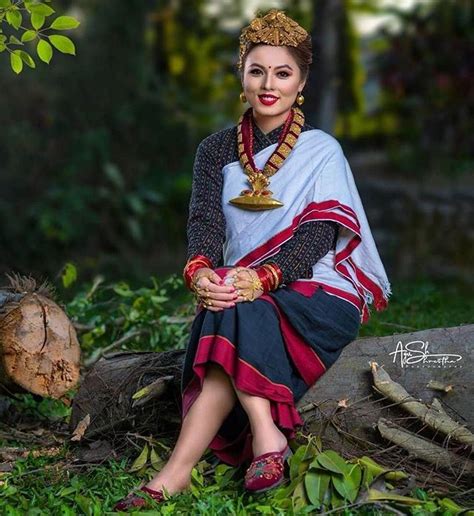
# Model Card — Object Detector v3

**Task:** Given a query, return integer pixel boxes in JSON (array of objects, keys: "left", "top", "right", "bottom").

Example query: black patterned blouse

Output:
[{"left": 186, "top": 116, "right": 338, "bottom": 285}]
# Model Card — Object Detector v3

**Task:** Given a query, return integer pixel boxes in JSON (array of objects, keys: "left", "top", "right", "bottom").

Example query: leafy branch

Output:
[{"left": 0, "top": 0, "right": 79, "bottom": 73}]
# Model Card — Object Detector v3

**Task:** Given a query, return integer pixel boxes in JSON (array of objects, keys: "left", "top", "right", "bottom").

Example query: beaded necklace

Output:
[{"left": 229, "top": 106, "right": 305, "bottom": 210}]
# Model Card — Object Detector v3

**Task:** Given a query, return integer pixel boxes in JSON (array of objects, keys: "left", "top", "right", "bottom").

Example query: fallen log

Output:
[
  {"left": 70, "top": 324, "right": 473, "bottom": 469},
  {"left": 70, "top": 350, "right": 184, "bottom": 441},
  {"left": 0, "top": 273, "right": 81, "bottom": 399}
]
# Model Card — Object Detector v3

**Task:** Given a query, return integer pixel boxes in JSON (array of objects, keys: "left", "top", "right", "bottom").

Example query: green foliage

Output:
[
  {"left": 1, "top": 438, "right": 470, "bottom": 514},
  {"left": 0, "top": 0, "right": 79, "bottom": 73},
  {"left": 8, "top": 392, "right": 72, "bottom": 422},
  {"left": 65, "top": 271, "right": 194, "bottom": 360}
]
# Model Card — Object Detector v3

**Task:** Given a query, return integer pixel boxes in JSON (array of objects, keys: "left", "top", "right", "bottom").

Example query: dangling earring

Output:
[
  {"left": 296, "top": 92, "right": 305, "bottom": 106},
  {"left": 240, "top": 92, "right": 247, "bottom": 103}
]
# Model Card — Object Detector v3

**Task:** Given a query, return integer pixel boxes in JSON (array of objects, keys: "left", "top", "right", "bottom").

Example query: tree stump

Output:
[{"left": 0, "top": 275, "right": 81, "bottom": 399}]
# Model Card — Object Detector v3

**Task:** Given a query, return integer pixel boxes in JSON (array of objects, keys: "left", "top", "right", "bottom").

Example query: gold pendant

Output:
[{"left": 229, "top": 172, "right": 283, "bottom": 211}]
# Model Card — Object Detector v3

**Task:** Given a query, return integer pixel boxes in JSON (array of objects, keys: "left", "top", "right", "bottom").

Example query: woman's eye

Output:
[{"left": 249, "top": 69, "right": 290, "bottom": 78}]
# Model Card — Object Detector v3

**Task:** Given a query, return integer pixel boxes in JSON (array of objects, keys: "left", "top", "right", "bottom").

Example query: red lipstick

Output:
[{"left": 258, "top": 94, "right": 279, "bottom": 106}]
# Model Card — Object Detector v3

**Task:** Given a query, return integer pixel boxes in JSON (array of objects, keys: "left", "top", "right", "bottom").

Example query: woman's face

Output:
[{"left": 241, "top": 44, "right": 306, "bottom": 119}]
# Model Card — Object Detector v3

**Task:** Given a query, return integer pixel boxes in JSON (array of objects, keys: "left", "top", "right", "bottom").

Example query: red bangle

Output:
[
  {"left": 183, "top": 255, "right": 213, "bottom": 290},
  {"left": 254, "top": 263, "right": 282, "bottom": 292}
]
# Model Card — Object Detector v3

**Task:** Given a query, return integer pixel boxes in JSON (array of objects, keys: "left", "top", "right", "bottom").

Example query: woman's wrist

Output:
[
  {"left": 183, "top": 255, "right": 213, "bottom": 290},
  {"left": 253, "top": 262, "right": 283, "bottom": 292}
]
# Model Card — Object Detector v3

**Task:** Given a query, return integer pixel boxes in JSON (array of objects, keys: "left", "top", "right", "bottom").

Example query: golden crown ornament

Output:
[{"left": 238, "top": 9, "right": 309, "bottom": 70}]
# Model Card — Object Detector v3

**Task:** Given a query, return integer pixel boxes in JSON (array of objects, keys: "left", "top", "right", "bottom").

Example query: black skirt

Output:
[{"left": 181, "top": 282, "right": 361, "bottom": 467}]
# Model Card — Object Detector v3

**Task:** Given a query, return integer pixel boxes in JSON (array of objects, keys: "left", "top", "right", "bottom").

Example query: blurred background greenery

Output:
[{"left": 0, "top": 0, "right": 472, "bottom": 289}]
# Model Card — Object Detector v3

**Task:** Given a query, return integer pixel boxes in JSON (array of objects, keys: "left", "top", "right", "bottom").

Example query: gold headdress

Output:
[{"left": 238, "top": 9, "right": 309, "bottom": 69}]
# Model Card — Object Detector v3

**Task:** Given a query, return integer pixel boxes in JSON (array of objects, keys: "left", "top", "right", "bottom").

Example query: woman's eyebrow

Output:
[{"left": 249, "top": 63, "right": 293, "bottom": 71}]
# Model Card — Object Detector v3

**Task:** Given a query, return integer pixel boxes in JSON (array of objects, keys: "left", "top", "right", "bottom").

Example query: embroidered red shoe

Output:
[
  {"left": 113, "top": 485, "right": 165, "bottom": 512},
  {"left": 244, "top": 444, "right": 292, "bottom": 493}
]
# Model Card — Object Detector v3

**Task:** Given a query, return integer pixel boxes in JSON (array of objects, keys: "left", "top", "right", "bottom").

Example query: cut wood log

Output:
[
  {"left": 371, "top": 361, "right": 474, "bottom": 446},
  {"left": 70, "top": 325, "right": 473, "bottom": 477},
  {"left": 377, "top": 418, "right": 474, "bottom": 476},
  {"left": 0, "top": 274, "right": 81, "bottom": 399}
]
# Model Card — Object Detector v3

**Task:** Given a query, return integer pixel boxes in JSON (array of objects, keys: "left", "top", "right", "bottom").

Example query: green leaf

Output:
[
  {"left": 315, "top": 450, "right": 349, "bottom": 475},
  {"left": 292, "top": 478, "right": 309, "bottom": 511},
  {"left": 18, "top": 50, "right": 35, "bottom": 68},
  {"left": 289, "top": 445, "right": 307, "bottom": 481},
  {"left": 368, "top": 488, "right": 421, "bottom": 505},
  {"left": 9, "top": 35, "right": 23, "bottom": 45},
  {"left": 191, "top": 466, "right": 204, "bottom": 487},
  {"left": 50, "top": 15, "right": 80, "bottom": 30},
  {"left": 347, "top": 464, "right": 362, "bottom": 491},
  {"left": 132, "top": 384, "right": 150, "bottom": 400},
  {"left": 129, "top": 443, "right": 149, "bottom": 472},
  {"left": 6, "top": 9, "right": 21, "bottom": 29},
  {"left": 29, "top": 3, "right": 55, "bottom": 16},
  {"left": 438, "top": 497, "right": 464, "bottom": 513},
  {"left": 31, "top": 13, "right": 45, "bottom": 30},
  {"left": 331, "top": 488, "right": 345, "bottom": 508},
  {"left": 10, "top": 51, "right": 23, "bottom": 74},
  {"left": 384, "top": 469, "right": 408, "bottom": 481},
  {"left": 74, "top": 494, "right": 92, "bottom": 515},
  {"left": 150, "top": 447, "right": 164, "bottom": 471},
  {"left": 21, "top": 30, "right": 37, "bottom": 42},
  {"left": 37, "top": 38, "right": 52, "bottom": 63},
  {"left": 332, "top": 469, "right": 360, "bottom": 503},
  {"left": 104, "top": 162, "right": 124, "bottom": 189},
  {"left": 304, "top": 470, "right": 330, "bottom": 508},
  {"left": 48, "top": 34, "right": 75, "bottom": 55},
  {"left": 0, "top": 0, "right": 11, "bottom": 8},
  {"left": 113, "top": 282, "right": 133, "bottom": 297},
  {"left": 61, "top": 263, "right": 77, "bottom": 288}
]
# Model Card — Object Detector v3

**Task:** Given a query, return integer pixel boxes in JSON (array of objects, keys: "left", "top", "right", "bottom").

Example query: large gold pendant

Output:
[{"left": 229, "top": 172, "right": 283, "bottom": 211}]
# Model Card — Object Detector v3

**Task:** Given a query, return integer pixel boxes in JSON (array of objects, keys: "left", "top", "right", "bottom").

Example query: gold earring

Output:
[
  {"left": 240, "top": 92, "right": 247, "bottom": 103},
  {"left": 296, "top": 92, "right": 305, "bottom": 105}
]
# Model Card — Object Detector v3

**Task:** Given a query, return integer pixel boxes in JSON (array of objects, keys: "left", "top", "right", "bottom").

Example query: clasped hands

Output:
[{"left": 191, "top": 267, "right": 264, "bottom": 312}]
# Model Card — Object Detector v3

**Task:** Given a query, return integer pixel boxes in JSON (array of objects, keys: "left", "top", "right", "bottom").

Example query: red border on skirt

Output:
[{"left": 181, "top": 335, "right": 305, "bottom": 466}]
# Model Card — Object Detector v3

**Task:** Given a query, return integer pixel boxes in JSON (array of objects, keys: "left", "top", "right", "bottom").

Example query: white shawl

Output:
[{"left": 221, "top": 129, "right": 392, "bottom": 323}]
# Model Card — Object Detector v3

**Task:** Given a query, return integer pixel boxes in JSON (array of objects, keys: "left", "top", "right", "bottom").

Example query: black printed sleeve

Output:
[{"left": 186, "top": 140, "right": 226, "bottom": 267}]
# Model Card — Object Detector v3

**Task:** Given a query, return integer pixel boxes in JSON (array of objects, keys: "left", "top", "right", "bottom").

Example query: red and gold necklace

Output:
[{"left": 229, "top": 106, "right": 305, "bottom": 211}]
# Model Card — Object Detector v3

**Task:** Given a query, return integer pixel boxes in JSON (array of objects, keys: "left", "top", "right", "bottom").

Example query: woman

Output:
[{"left": 114, "top": 8, "right": 391, "bottom": 511}]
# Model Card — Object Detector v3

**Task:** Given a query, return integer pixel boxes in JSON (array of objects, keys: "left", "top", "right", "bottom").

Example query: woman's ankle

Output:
[
  {"left": 146, "top": 463, "right": 192, "bottom": 494},
  {"left": 251, "top": 424, "right": 287, "bottom": 456}
]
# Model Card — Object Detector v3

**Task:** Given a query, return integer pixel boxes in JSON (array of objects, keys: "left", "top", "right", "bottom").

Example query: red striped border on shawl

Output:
[{"left": 234, "top": 200, "right": 388, "bottom": 323}]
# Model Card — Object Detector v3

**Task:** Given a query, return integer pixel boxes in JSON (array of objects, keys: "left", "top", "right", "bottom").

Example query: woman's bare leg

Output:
[
  {"left": 145, "top": 363, "right": 237, "bottom": 494},
  {"left": 229, "top": 378, "right": 287, "bottom": 457}
]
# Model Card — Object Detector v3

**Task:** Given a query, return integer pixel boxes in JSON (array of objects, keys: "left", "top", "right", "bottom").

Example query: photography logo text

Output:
[{"left": 389, "top": 340, "right": 463, "bottom": 368}]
